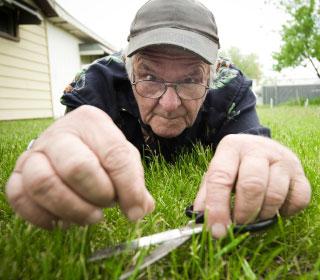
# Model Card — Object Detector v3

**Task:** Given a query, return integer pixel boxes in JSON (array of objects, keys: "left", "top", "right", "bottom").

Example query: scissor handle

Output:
[{"left": 185, "top": 205, "right": 277, "bottom": 233}]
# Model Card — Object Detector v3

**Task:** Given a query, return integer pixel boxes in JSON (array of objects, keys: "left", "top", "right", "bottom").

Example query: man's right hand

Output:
[{"left": 5, "top": 105, "right": 155, "bottom": 229}]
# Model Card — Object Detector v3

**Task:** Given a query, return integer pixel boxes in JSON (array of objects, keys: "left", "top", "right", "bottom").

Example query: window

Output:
[
  {"left": 0, "top": 5, "right": 19, "bottom": 41},
  {"left": 0, "top": 0, "right": 42, "bottom": 41}
]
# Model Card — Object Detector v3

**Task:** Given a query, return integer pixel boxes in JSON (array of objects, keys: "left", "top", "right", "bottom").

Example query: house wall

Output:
[
  {"left": 46, "top": 21, "right": 82, "bottom": 119},
  {"left": 0, "top": 22, "right": 53, "bottom": 120}
]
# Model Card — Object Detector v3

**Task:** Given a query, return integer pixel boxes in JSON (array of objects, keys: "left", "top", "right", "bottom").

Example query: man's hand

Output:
[
  {"left": 6, "top": 105, "right": 155, "bottom": 229},
  {"left": 194, "top": 134, "right": 311, "bottom": 238}
]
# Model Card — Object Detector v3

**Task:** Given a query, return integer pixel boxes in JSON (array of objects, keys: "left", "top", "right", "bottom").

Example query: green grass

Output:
[
  {"left": 0, "top": 107, "right": 319, "bottom": 279},
  {"left": 279, "top": 96, "right": 320, "bottom": 106}
]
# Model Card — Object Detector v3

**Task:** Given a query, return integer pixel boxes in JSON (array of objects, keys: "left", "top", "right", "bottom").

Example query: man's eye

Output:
[
  {"left": 183, "top": 77, "right": 201, "bottom": 83},
  {"left": 145, "top": 74, "right": 157, "bottom": 81}
]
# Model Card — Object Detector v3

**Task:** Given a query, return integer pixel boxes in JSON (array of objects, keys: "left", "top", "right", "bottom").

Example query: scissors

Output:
[{"left": 88, "top": 205, "right": 277, "bottom": 279}]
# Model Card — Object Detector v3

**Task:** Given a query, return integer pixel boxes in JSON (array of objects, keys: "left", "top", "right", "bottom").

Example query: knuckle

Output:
[
  {"left": 62, "top": 155, "right": 98, "bottom": 180},
  {"left": 286, "top": 156, "right": 301, "bottom": 170},
  {"left": 219, "top": 134, "right": 238, "bottom": 147},
  {"left": 206, "top": 169, "right": 234, "bottom": 188},
  {"left": 280, "top": 148, "right": 302, "bottom": 169},
  {"left": 102, "top": 143, "right": 133, "bottom": 173},
  {"left": 72, "top": 105, "right": 110, "bottom": 123},
  {"left": 27, "top": 171, "right": 56, "bottom": 199},
  {"left": 238, "top": 177, "right": 266, "bottom": 198}
]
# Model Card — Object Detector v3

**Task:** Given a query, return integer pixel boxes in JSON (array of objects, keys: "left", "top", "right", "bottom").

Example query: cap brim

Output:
[{"left": 127, "top": 27, "right": 218, "bottom": 65}]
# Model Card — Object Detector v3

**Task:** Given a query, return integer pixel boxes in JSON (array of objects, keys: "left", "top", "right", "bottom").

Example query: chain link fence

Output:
[{"left": 262, "top": 84, "right": 320, "bottom": 105}]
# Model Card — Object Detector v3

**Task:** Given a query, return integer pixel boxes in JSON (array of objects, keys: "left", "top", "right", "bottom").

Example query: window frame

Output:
[{"left": 0, "top": 4, "right": 20, "bottom": 41}]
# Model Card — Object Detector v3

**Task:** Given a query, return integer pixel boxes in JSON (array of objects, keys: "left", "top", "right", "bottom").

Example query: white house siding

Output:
[
  {"left": 46, "top": 21, "right": 82, "bottom": 119},
  {"left": 0, "top": 22, "right": 53, "bottom": 120}
]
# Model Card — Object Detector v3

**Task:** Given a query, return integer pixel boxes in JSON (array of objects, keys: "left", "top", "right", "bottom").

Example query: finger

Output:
[
  {"left": 205, "top": 136, "right": 240, "bottom": 238},
  {"left": 12, "top": 150, "right": 31, "bottom": 172},
  {"left": 280, "top": 174, "right": 311, "bottom": 216},
  {"left": 6, "top": 172, "right": 58, "bottom": 229},
  {"left": 277, "top": 154, "right": 311, "bottom": 216},
  {"left": 41, "top": 135, "right": 115, "bottom": 207},
  {"left": 6, "top": 151, "right": 63, "bottom": 229},
  {"left": 194, "top": 173, "right": 207, "bottom": 211},
  {"left": 22, "top": 152, "right": 103, "bottom": 225},
  {"left": 68, "top": 106, "right": 155, "bottom": 220},
  {"left": 259, "top": 162, "right": 290, "bottom": 220},
  {"left": 102, "top": 141, "right": 155, "bottom": 220},
  {"left": 234, "top": 156, "right": 269, "bottom": 224}
]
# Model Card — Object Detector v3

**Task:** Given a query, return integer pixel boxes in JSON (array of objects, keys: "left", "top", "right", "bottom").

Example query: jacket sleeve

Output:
[
  {"left": 214, "top": 71, "right": 271, "bottom": 141},
  {"left": 204, "top": 60, "right": 271, "bottom": 147},
  {"left": 60, "top": 60, "right": 120, "bottom": 120}
]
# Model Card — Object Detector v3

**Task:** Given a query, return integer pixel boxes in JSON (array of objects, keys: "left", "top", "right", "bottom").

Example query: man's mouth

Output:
[{"left": 156, "top": 113, "right": 185, "bottom": 120}]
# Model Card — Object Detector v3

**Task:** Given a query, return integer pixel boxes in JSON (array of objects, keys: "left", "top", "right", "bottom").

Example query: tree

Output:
[
  {"left": 273, "top": 0, "right": 320, "bottom": 79},
  {"left": 219, "top": 47, "right": 263, "bottom": 83}
]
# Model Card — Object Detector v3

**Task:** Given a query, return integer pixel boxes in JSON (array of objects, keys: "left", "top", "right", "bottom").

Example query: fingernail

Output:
[
  {"left": 127, "top": 206, "right": 144, "bottom": 221},
  {"left": 211, "top": 223, "right": 227, "bottom": 238},
  {"left": 86, "top": 209, "right": 103, "bottom": 224}
]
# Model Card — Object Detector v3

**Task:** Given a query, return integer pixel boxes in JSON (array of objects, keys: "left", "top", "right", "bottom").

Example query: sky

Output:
[{"left": 55, "top": 0, "right": 318, "bottom": 84}]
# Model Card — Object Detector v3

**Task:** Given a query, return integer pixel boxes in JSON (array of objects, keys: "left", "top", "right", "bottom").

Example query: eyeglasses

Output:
[{"left": 131, "top": 79, "right": 209, "bottom": 100}]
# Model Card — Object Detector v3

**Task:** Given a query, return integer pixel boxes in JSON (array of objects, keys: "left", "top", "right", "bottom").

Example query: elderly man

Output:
[{"left": 6, "top": 0, "right": 311, "bottom": 238}]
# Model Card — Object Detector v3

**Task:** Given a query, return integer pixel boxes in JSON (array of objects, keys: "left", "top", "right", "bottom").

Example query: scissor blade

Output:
[
  {"left": 119, "top": 235, "right": 191, "bottom": 280},
  {"left": 88, "top": 241, "right": 139, "bottom": 262},
  {"left": 88, "top": 223, "right": 203, "bottom": 262}
]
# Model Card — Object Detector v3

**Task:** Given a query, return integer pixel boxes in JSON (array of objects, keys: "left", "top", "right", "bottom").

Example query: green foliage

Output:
[
  {"left": 0, "top": 109, "right": 320, "bottom": 279},
  {"left": 219, "top": 47, "right": 263, "bottom": 83},
  {"left": 273, "top": 0, "right": 320, "bottom": 78}
]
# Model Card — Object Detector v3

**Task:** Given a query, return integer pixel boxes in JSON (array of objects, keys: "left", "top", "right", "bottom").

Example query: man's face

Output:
[{"left": 131, "top": 47, "right": 210, "bottom": 138}]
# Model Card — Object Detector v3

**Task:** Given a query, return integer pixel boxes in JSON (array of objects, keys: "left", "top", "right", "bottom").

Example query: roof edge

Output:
[{"left": 35, "top": 0, "right": 117, "bottom": 53}]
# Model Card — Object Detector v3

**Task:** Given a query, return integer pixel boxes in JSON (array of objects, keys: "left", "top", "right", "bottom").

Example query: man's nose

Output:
[{"left": 158, "top": 86, "right": 182, "bottom": 111}]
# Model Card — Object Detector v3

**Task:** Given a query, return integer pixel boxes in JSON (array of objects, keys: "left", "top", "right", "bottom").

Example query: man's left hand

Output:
[{"left": 193, "top": 134, "right": 311, "bottom": 238}]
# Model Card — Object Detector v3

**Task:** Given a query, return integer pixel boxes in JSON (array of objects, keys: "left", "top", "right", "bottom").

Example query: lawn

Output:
[{"left": 0, "top": 106, "right": 319, "bottom": 279}]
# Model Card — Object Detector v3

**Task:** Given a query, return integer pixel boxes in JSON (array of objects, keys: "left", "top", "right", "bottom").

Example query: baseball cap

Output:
[{"left": 127, "top": 0, "right": 220, "bottom": 65}]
